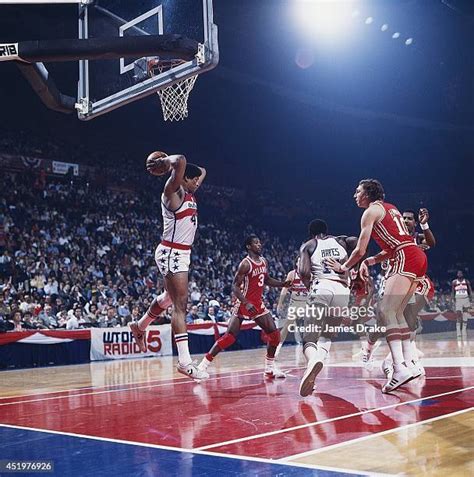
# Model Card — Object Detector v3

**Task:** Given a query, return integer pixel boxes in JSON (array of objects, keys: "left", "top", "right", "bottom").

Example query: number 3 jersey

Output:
[
  {"left": 233, "top": 256, "right": 269, "bottom": 319},
  {"left": 311, "top": 237, "right": 349, "bottom": 285}
]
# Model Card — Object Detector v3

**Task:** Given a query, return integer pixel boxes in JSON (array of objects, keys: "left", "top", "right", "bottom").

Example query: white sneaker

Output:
[
  {"left": 407, "top": 360, "right": 422, "bottom": 380},
  {"left": 382, "top": 365, "right": 413, "bottom": 393},
  {"left": 412, "top": 360, "right": 425, "bottom": 377},
  {"left": 299, "top": 359, "right": 323, "bottom": 397},
  {"left": 264, "top": 366, "right": 287, "bottom": 379},
  {"left": 177, "top": 362, "right": 209, "bottom": 382},
  {"left": 361, "top": 341, "right": 380, "bottom": 369},
  {"left": 381, "top": 358, "right": 393, "bottom": 380}
]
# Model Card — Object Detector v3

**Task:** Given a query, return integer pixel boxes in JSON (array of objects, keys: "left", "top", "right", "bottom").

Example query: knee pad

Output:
[
  {"left": 267, "top": 329, "right": 281, "bottom": 347},
  {"left": 216, "top": 333, "right": 236, "bottom": 350},
  {"left": 156, "top": 291, "right": 172, "bottom": 309}
]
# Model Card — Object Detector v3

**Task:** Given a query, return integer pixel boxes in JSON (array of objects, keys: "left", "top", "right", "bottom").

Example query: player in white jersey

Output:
[
  {"left": 130, "top": 151, "right": 209, "bottom": 381},
  {"left": 452, "top": 270, "right": 471, "bottom": 338},
  {"left": 275, "top": 257, "right": 308, "bottom": 359},
  {"left": 297, "top": 219, "right": 357, "bottom": 397}
]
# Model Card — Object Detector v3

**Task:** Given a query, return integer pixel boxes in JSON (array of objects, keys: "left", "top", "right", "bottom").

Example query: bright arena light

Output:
[
  {"left": 381, "top": 24, "right": 389, "bottom": 32},
  {"left": 405, "top": 38, "right": 414, "bottom": 45},
  {"left": 292, "top": 0, "right": 357, "bottom": 45},
  {"left": 392, "top": 32, "right": 400, "bottom": 39},
  {"left": 365, "top": 17, "right": 374, "bottom": 25}
]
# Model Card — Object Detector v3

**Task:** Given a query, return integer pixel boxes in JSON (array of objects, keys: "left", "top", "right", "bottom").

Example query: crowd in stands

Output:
[
  {"left": 0, "top": 157, "right": 468, "bottom": 333},
  {"left": 0, "top": 168, "right": 297, "bottom": 332}
]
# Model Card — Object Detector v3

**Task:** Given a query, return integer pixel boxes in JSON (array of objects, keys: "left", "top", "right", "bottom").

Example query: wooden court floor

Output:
[{"left": 1, "top": 332, "right": 473, "bottom": 476}]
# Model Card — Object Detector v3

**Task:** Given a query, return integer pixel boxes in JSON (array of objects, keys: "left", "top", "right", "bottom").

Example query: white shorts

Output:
[
  {"left": 455, "top": 297, "right": 471, "bottom": 312},
  {"left": 155, "top": 244, "right": 191, "bottom": 276},
  {"left": 308, "top": 279, "right": 350, "bottom": 310}
]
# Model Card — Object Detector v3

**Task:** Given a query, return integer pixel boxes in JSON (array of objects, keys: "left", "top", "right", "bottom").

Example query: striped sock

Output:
[
  {"left": 175, "top": 333, "right": 192, "bottom": 365},
  {"left": 138, "top": 309, "right": 160, "bottom": 331}
]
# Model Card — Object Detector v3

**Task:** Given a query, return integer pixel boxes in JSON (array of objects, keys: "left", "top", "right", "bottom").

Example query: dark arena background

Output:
[{"left": 0, "top": 1, "right": 473, "bottom": 476}]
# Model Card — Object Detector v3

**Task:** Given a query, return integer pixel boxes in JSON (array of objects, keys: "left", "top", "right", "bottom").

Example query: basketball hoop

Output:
[{"left": 147, "top": 58, "right": 198, "bottom": 121}]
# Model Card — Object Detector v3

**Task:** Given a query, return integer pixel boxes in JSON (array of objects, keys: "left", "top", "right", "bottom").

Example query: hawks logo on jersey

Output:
[{"left": 233, "top": 256, "right": 269, "bottom": 318}]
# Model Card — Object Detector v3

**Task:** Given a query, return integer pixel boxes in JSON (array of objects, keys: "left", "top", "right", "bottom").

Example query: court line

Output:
[
  {"left": 195, "top": 385, "right": 474, "bottom": 451},
  {"left": 0, "top": 423, "right": 395, "bottom": 477},
  {"left": 0, "top": 365, "right": 279, "bottom": 402},
  {"left": 0, "top": 369, "right": 272, "bottom": 407},
  {"left": 279, "top": 407, "right": 474, "bottom": 462}
]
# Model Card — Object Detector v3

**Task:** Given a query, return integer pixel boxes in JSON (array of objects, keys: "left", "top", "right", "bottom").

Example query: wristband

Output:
[
  {"left": 420, "top": 222, "right": 429, "bottom": 230},
  {"left": 340, "top": 264, "right": 349, "bottom": 272}
]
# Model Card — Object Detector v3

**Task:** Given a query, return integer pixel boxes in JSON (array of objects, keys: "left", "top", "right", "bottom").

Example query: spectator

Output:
[{"left": 186, "top": 305, "right": 200, "bottom": 325}]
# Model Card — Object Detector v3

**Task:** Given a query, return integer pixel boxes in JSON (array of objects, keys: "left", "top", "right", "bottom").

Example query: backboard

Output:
[
  {"left": 78, "top": 0, "right": 218, "bottom": 120},
  {"left": 0, "top": 0, "right": 218, "bottom": 121}
]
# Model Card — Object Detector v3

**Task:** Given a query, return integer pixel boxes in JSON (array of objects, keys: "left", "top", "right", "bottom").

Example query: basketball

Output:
[{"left": 146, "top": 151, "right": 170, "bottom": 176}]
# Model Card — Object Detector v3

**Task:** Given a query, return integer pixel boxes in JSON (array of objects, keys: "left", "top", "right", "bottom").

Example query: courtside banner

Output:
[{"left": 90, "top": 325, "right": 172, "bottom": 361}]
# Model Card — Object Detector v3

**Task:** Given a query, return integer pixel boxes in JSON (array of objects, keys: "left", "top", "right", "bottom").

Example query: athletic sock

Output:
[
  {"left": 303, "top": 342, "right": 318, "bottom": 362},
  {"left": 316, "top": 336, "right": 331, "bottom": 361},
  {"left": 265, "top": 356, "right": 275, "bottom": 370},
  {"left": 175, "top": 333, "right": 192, "bottom": 365},
  {"left": 138, "top": 308, "right": 160, "bottom": 331},
  {"left": 199, "top": 354, "right": 213, "bottom": 370}
]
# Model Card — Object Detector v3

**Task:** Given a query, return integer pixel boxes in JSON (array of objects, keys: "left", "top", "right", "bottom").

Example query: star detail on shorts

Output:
[
  {"left": 173, "top": 264, "right": 179, "bottom": 271},
  {"left": 160, "top": 258, "right": 167, "bottom": 264},
  {"left": 173, "top": 257, "right": 179, "bottom": 263},
  {"left": 173, "top": 251, "right": 180, "bottom": 257},
  {"left": 161, "top": 249, "right": 167, "bottom": 255}
]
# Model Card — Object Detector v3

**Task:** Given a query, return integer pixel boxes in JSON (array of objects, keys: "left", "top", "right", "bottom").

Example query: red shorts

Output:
[
  {"left": 233, "top": 301, "right": 269, "bottom": 320},
  {"left": 415, "top": 276, "right": 435, "bottom": 301},
  {"left": 388, "top": 244, "right": 427, "bottom": 281}
]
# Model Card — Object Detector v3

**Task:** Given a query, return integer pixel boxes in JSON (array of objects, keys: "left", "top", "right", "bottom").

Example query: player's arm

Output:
[
  {"left": 277, "top": 270, "right": 293, "bottom": 315},
  {"left": 232, "top": 260, "right": 256, "bottom": 312},
  {"left": 451, "top": 280, "right": 456, "bottom": 301},
  {"left": 298, "top": 239, "right": 316, "bottom": 290},
  {"left": 196, "top": 167, "right": 207, "bottom": 187},
  {"left": 467, "top": 280, "right": 472, "bottom": 298},
  {"left": 358, "top": 250, "right": 390, "bottom": 281},
  {"left": 162, "top": 155, "right": 187, "bottom": 198},
  {"left": 265, "top": 274, "right": 291, "bottom": 288},
  {"left": 418, "top": 208, "right": 436, "bottom": 248},
  {"left": 327, "top": 206, "right": 382, "bottom": 273}
]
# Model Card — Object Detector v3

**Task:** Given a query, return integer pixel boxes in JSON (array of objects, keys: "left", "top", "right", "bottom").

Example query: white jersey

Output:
[
  {"left": 288, "top": 270, "right": 309, "bottom": 307},
  {"left": 161, "top": 192, "right": 198, "bottom": 247},
  {"left": 454, "top": 279, "right": 469, "bottom": 298},
  {"left": 311, "top": 236, "right": 349, "bottom": 285}
]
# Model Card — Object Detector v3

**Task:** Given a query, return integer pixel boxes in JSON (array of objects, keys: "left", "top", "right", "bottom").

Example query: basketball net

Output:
[{"left": 148, "top": 59, "right": 198, "bottom": 121}]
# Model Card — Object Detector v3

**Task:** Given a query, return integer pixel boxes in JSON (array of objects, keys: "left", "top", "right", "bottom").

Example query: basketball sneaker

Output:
[
  {"left": 299, "top": 359, "right": 323, "bottom": 397},
  {"left": 130, "top": 322, "right": 147, "bottom": 353},
  {"left": 382, "top": 365, "right": 413, "bottom": 393},
  {"left": 177, "top": 362, "right": 209, "bottom": 382},
  {"left": 264, "top": 365, "right": 287, "bottom": 379},
  {"left": 409, "top": 360, "right": 424, "bottom": 378},
  {"left": 381, "top": 358, "right": 393, "bottom": 381}
]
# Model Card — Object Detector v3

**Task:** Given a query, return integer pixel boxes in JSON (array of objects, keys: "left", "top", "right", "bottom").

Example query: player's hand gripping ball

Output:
[{"left": 146, "top": 151, "right": 171, "bottom": 176}]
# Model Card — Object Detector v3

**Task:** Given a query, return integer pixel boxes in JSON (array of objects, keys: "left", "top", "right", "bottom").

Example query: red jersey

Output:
[
  {"left": 234, "top": 256, "right": 269, "bottom": 319},
  {"left": 371, "top": 201, "right": 415, "bottom": 253}
]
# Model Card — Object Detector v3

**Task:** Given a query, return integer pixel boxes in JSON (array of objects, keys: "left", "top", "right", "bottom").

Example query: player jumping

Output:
[{"left": 130, "top": 151, "right": 209, "bottom": 381}]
